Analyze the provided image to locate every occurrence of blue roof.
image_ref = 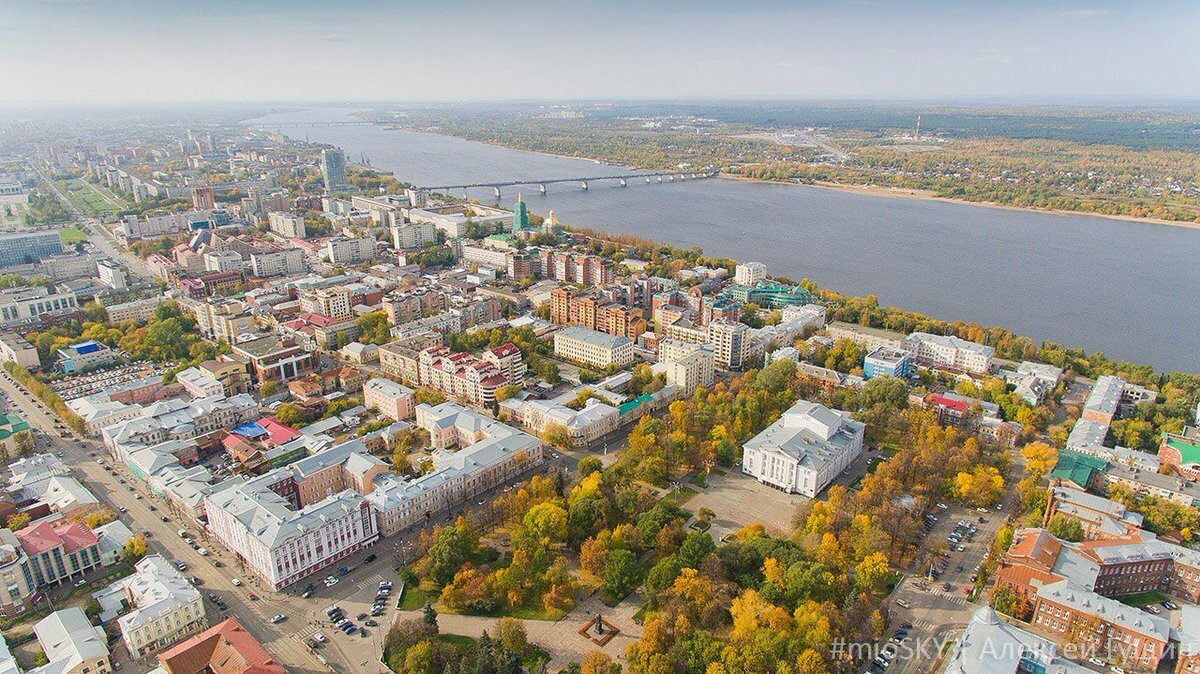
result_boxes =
[73,341,102,355]
[231,422,268,439]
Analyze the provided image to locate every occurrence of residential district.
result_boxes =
[0,124,1192,674]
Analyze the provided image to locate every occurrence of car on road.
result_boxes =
[895,599,910,609]
[1163,600,1179,610]
[118,506,127,512]
[197,547,207,556]
[231,578,242,586]
[247,592,258,600]
[364,554,376,563]
[936,502,947,509]
[1110,667,1125,674]
[324,576,339,587]
[1088,658,1105,667]
[271,614,286,623]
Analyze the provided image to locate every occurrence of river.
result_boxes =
[248,108,1199,373]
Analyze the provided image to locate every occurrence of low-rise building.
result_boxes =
[362,378,415,421]
[741,399,865,497]
[174,367,224,398]
[368,403,541,535]
[862,346,913,380]
[56,340,119,374]
[105,297,164,325]
[113,555,208,657]
[554,326,633,369]
[501,395,620,446]
[203,474,378,590]
[230,335,314,383]
[155,617,285,674]
[942,606,1089,674]
[30,607,112,674]
[0,332,40,369]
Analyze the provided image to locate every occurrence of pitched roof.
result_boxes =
[157,618,284,674]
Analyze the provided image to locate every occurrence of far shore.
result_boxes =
[719,174,1200,231]
[380,122,1200,232]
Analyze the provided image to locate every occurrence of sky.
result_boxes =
[2,0,1198,103]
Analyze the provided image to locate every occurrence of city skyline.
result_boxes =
[2,0,1198,103]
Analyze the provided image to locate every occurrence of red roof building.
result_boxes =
[156,618,285,674]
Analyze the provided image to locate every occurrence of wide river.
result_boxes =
[249,109,1199,373]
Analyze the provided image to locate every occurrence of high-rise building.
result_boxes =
[191,186,214,210]
[734,262,767,286]
[512,193,531,232]
[320,148,349,191]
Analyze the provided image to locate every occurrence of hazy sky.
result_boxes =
[3,0,1197,103]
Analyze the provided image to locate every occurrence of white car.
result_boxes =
[324,576,339,587]
[936,503,947,509]
[271,614,286,623]
[313,632,328,643]
[1109,668,1125,674]
[231,578,242,586]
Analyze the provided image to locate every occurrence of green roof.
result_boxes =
[619,394,653,415]
[0,413,28,440]
[1049,450,1107,488]
[1165,437,1200,467]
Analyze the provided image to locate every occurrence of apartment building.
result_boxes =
[378,332,442,385]
[658,339,714,394]
[733,261,767,286]
[0,231,64,268]
[325,237,377,266]
[266,212,306,238]
[174,367,225,398]
[903,332,995,374]
[863,346,914,380]
[298,286,352,320]
[417,344,524,407]
[15,520,104,590]
[249,247,305,278]
[391,220,437,249]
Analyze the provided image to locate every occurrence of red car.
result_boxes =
[88,452,96,457]
[247,592,258,600]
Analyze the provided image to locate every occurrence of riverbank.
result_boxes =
[390,123,1200,232]
[721,174,1200,231]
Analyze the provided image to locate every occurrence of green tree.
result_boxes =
[1046,514,1085,542]
[428,524,475,585]
[355,311,392,345]
[602,548,639,599]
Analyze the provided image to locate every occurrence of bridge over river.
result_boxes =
[418,169,720,197]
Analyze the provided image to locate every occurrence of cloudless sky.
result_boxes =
[2,0,1197,103]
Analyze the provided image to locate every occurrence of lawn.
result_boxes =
[63,179,123,216]
[664,487,698,506]
[1117,590,1167,608]
[398,584,430,611]
[59,227,88,245]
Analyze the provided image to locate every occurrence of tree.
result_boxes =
[577,456,603,478]
[1046,514,1085,542]
[5,513,30,531]
[677,531,715,570]
[83,509,116,528]
[124,534,149,562]
[496,617,528,656]
[427,523,475,585]
[855,552,891,593]
[581,650,620,674]
[602,548,639,599]
[274,403,310,428]
[1021,441,1057,479]
[953,465,1005,507]
[542,423,571,450]
[523,502,568,542]
[695,507,715,529]
[258,380,280,397]
[356,311,392,345]
[423,601,439,629]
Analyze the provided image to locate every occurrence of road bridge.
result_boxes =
[418,169,719,196]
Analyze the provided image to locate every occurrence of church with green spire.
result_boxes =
[512,193,531,232]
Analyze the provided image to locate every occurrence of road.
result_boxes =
[0,370,351,673]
